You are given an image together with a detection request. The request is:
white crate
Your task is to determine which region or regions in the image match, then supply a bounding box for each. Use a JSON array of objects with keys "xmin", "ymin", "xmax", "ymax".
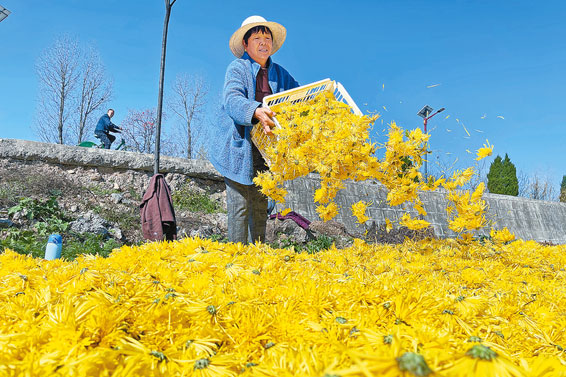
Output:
[{"xmin": 251, "ymin": 78, "xmax": 362, "ymax": 166}]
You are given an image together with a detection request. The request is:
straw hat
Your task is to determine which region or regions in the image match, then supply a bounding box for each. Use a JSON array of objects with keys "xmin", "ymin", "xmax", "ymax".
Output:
[{"xmin": 229, "ymin": 15, "xmax": 286, "ymax": 58}]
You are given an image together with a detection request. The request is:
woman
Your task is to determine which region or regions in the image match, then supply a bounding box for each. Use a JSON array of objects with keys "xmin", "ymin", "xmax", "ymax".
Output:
[{"xmin": 210, "ymin": 15, "xmax": 299, "ymax": 244}]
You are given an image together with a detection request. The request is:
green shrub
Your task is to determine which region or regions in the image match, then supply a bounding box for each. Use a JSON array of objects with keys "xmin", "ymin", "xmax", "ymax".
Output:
[
  {"xmin": 6, "ymin": 196, "xmax": 71, "ymax": 238},
  {"xmin": 0, "ymin": 229, "xmax": 45, "ymax": 258},
  {"xmin": 8, "ymin": 196, "xmax": 67, "ymax": 223},
  {"xmin": 62, "ymin": 234, "xmax": 121, "ymax": 260},
  {"xmin": 2, "ymin": 196, "xmax": 122, "ymax": 260},
  {"xmin": 304, "ymin": 235, "xmax": 334, "ymax": 254},
  {"xmin": 1, "ymin": 231, "xmax": 121, "ymax": 260}
]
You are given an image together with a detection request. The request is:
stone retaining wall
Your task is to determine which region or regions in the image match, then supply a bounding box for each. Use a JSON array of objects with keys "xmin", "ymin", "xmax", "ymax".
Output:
[
  {"xmin": 2, "ymin": 139, "xmax": 565, "ymax": 244},
  {"xmin": 0, "ymin": 138, "xmax": 222, "ymax": 181},
  {"xmin": 279, "ymin": 175, "xmax": 566, "ymax": 244}
]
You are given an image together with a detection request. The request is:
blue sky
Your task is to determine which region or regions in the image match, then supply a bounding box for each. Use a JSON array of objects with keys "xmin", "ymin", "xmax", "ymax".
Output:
[{"xmin": 1, "ymin": 0, "xmax": 565, "ymax": 191}]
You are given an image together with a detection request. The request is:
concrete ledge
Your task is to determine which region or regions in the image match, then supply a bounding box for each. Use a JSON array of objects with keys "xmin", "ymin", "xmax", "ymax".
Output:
[{"xmin": 0, "ymin": 138, "xmax": 223, "ymax": 181}]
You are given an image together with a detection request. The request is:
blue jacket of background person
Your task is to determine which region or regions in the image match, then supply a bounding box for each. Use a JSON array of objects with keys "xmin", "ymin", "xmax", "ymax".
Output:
[
  {"xmin": 209, "ymin": 52, "xmax": 299, "ymax": 185},
  {"xmin": 95, "ymin": 114, "xmax": 118, "ymax": 133}
]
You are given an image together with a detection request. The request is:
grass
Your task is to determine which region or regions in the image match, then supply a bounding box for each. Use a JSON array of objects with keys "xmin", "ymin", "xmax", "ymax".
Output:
[
  {"xmin": 208, "ymin": 234, "xmax": 229, "ymax": 243},
  {"xmin": 93, "ymin": 205, "xmax": 139, "ymax": 235},
  {"xmin": 271, "ymin": 235, "xmax": 334, "ymax": 254},
  {"xmin": 128, "ymin": 187, "xmax": 142, "ymax": 202},
  {"xmin": 172, "ymin": 185, "xmax": 224, "ymax": 214},
  {"xmin": 88, "ymin": 185, "xmax": 121, "ymax": 196}
]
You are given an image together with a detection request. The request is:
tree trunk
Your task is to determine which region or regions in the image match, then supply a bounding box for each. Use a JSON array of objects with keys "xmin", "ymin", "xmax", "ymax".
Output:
[{"xmin": 58, "ymin": 82, "xmax": 65, "ymax": 144}]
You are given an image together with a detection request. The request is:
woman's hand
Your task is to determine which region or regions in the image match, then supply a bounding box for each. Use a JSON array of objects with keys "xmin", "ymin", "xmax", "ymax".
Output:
[{"xmin": 254, "ymin": 107, "xmax": 276, "ymax": 135}]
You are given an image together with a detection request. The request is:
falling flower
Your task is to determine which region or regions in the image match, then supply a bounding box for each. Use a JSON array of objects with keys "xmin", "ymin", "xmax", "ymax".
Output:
[
  {"xmin": 399, "ymin": 213, "xmax": 430, "ymax": 230},
  {"xmin": 316, "ymin": 202, "xmax": 339, "ymax": 222},
  {"xmin": 252, "ymin": 87, "xmax": 492, "ymax": 233},
  {"xmin": 462, "ymin": 124, "xmax": 470, "ymax": 136},
  {"xmin": 475, "ymin": 140, "xmax": 494, "ymax": 161},
  {"xmin": 351, "ymin": 200, "xmax": 371, "ymax": 224}
]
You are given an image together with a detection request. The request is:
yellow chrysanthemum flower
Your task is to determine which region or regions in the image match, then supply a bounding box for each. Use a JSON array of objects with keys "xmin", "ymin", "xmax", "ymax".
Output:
[
  {"xmin": 490, "ymin": 227, "xmax": 516, "ymax": 244},
  {"xmin": 399, "ymin": 213, "xmax": 430, "ymax": 230},
  {"xmin": 476, "ymin": 139, "xmax": 494, "ymax": 161},
  {"xmin": 316, "ymin": 202, "xmax": 339, "ymax": 222},
  {"xmin": 351, "ymin": 200, "xmax": 371, "ymax": 224},
  {"xmin": 2, "ymin": 235, "xmax": 566, "ymax": 375}
]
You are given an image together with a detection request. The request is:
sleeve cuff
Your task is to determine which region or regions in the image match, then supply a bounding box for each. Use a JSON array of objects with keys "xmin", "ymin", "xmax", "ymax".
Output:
[{"xmin": 247, "ymin": 102, "xmax": 262, "ymax": 126}]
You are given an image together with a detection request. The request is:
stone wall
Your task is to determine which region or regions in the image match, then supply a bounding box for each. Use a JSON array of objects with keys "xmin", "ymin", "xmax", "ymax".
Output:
[
  {"xmin": 0, "ymin": 139, "xmax": 227, "ymax": 243},
  {"xmin": 0, "ymin": 138, "xmax": 223, "ymax": 181},
  {"xmin": 2, "ymin": 139, "xmax": 565, "ymax": 244},
  {"xmin": 279, "ymin": 175, "xmax": 566, "ymax": 244}
]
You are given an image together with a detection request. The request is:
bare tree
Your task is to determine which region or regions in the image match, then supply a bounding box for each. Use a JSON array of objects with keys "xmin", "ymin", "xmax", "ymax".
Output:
[
  {"xmin": 517, "ymin": 170, "xmax": 531, "ymax": 197},
  {"xmin": 518, "ymin": 171, "xmax": 558, "ymax": 201},
  {"xmin": 73, "ymin": 47, "xmax": 113, "ymax": 143},
  {"xmin": 120, "ymin": 109, "xmax": 158, "ymax": 154},
  {"xmin": 189, "ymin": 91, "xmax": 225, "ymax": 161},
  {"xmin": 35, "ymin": 35, "xmax": 80, "ymax": 144},
  {"xmin": 528, "ymin": 174, "xmax": 557, "ymax": 201},
  {"xmin": 118, "ymin": 108, "xmax": 175, "ymax": 156},
  {"xmin": 35, "ymin": 36, "xmax": 112, "ymax": 145},
  {"xmin": 168, "ymin": 73, "xmax": 208, "ymax": 159}
]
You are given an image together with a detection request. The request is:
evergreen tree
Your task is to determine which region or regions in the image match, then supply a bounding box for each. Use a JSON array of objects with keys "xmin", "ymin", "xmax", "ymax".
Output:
[
  {"xmin": 487, "ymin": 155, "xmax": 503, "ymax": 193},
  {"xmin": 487, "ymin": 154, "xmax": 519, "ymax": 196},
  {"xmin": 560, "ymin": 175, "xmax": 566, "ymax": 202}
]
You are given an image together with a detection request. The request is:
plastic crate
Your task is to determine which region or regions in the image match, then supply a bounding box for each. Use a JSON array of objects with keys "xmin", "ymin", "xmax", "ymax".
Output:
[{"xmin": 251, "ymin": 78, "xmax": 362, "ymax": 167}]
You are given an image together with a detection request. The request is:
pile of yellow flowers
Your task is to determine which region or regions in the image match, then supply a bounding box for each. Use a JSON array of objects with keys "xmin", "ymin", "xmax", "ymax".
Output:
[
  {"xmin": 253, "ymin": 91, "xmax": 494, "ymax": 236},
  {"xmin": 1, "ymin": 237, "xmax": 565, "ymax": 376}
]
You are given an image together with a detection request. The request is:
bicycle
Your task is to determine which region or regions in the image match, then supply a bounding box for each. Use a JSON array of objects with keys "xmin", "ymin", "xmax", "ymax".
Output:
[{"xmin": 78, "ymin": 138, "xmax": 127, "ymax": 150}]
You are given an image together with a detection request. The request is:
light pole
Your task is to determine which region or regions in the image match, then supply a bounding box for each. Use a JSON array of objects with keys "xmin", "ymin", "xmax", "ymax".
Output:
[
  {"xmin": 417, "ymin": 105, "xmax": 445, "ymax": 180},
  {"xmin": 154, "ymin": 0, "xmax": 177, "ymax": 175},
  {"xmin": 0, "ymin": 5, "xmax": 11, "ymax": 23}
]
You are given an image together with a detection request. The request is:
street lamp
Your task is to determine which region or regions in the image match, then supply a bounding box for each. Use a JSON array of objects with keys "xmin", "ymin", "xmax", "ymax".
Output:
[
  {"xmin": 0, "ymin": 5, "xmax": 11, "ymax": 23},
  {"xmin": 417, "ymin": 105, "xmax": 445, "ymax": 179}
]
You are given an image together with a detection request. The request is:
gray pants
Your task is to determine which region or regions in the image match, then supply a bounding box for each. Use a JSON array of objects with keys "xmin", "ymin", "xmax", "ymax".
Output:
[{"xmin": 225, "ymin": 145, "xmax": 268, "ymax": 244}]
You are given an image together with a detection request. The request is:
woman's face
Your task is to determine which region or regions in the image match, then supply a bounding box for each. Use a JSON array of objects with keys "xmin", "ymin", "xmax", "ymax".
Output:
[{"xmin": 243, "ymin": 30, "xmax": 272, "ymax": 67}]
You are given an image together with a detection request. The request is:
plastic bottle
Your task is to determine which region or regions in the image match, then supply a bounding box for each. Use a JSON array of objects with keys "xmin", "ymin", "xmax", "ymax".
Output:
[{"xmin": 44, "ymin": 234, "xmax": 62, "ymax": 260}]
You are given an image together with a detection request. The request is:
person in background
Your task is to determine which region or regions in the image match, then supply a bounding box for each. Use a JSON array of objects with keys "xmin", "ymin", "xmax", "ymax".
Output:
[
  {"xmin": 209, "ymin": 15, "xmax": 299, "ymax": 244},
  {"xmin": 95, "ymin": 109, "xmax": 122, "ymax": 149}
]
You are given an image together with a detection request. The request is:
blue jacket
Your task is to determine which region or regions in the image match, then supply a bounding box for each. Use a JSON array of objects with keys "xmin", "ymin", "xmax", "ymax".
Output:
[
  {"xmin": 209, "ymin": 52, "xmax": 299, "ymax": 185},
  {"xmin": 95, "ymin": 114, "xmax": 118, "ymax": 133}
]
